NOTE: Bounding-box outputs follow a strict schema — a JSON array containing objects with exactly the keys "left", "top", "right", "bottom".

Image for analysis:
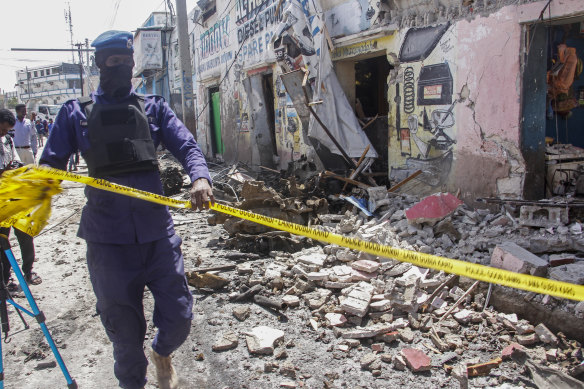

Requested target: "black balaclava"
[{"left": 96, "top": 48, "right": 133, "bottom": 99}]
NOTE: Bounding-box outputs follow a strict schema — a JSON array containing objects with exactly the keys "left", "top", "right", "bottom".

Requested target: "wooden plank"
[
  {"left": 323, "top": 170, "right": 371, "bottom": 189},
  {"left": 342, "top": 145, "right": 370, "bottom": 191},
  {"left": 387, "top": 170, "right": 422, "bottom": 192}
]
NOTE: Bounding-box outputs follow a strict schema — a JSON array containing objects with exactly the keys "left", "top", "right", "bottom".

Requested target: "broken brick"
[
  {"left": 405, "top": 193, "right": 463, "bottom": 225},
  {"left": 401, "top": 348, "right": 431, "bottom": 372},
  {"left": 490, "top": 242, "right": 548, "bottom": 277},
  {"left": 351, "top": 260, "right": 380, "bottom": 273},
  {"left": 501, "top": 343, "right": 525, "bottom": 360}
]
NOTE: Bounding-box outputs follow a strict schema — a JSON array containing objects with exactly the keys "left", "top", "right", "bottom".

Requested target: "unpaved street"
[{"left": 1, "top": 158, "right": 583, "bottom": 389}]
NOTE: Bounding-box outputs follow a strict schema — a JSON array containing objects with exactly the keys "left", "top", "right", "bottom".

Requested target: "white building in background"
[{"left": 15, "top": 62, "right": 99, "bottom": 107}]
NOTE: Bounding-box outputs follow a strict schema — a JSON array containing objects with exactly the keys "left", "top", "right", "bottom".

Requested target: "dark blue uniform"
[{"left": 40, "top": 87, "right": 211, "bottom": 389}]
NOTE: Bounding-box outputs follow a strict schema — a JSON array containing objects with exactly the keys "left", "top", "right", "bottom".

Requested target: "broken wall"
[{"left": 327, "top": 0, "right": 584, "bottom": 201}]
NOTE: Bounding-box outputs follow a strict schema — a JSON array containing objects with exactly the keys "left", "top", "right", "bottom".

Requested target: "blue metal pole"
[{"left": 4, "top": 248, "right": 77, "bottom": 388}]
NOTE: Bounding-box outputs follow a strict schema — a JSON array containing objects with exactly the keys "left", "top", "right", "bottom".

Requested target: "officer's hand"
[{"left": 190, "top": 178, "right": 214, "bottom": 211}]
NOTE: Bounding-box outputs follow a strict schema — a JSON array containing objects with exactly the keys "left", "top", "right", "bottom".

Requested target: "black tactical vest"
[{"left": 78, "top": 95, "right": 158, "bottom": 177}]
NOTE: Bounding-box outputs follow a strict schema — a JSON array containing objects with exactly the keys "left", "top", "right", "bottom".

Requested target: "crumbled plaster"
[
  {"left": 457, "top": 82, "right": 526, "bottom": 197},
  {"left": 383, "top": 0, "right": 538, "bottom": 29}
]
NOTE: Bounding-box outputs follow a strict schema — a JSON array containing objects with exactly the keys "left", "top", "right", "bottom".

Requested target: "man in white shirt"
[
  {"left": 12, "top": 104, "right": 37, "bottom": 165},
  {"left": 0, "top": 108, "right": 42, "bottom": 289}
]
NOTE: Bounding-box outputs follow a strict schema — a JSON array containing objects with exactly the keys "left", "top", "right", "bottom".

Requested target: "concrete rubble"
[{"left": 204, "top": 179, "right": 584, "bottom": 387}]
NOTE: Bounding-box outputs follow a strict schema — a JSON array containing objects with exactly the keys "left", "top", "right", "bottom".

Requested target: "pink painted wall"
[{"left": 455, "top": 6, "right": 522, "bottom": 153}]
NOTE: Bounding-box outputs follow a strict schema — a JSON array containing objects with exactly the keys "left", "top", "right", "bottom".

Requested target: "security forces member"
[{"left": 40, "top": 30, "right": 214, "bottom": 389}]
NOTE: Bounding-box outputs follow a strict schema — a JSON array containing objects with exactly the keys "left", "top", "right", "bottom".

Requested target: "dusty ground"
[{"left": 0, "top": 156, "right": 582, "bottom": 389}]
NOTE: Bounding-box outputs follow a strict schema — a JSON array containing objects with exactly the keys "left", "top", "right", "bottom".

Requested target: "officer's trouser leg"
[
  {"left": 86, "top": 242, "right": 148, "bottom": 389},
  {"left": 146, "top": 235, "right": 193, "bottom": 356}
]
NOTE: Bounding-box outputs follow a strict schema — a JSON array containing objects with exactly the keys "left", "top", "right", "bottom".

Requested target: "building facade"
[
  {"left": 15, "top": 62, "right": 98, "bottom": 107},
  {"left": 188, "top": 0, "right": 584, "bottom": 200}
]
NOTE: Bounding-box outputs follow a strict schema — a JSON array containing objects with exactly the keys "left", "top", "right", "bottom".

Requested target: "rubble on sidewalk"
[{"left": 195, "top": 167, "right": 584, "bottom": 386}]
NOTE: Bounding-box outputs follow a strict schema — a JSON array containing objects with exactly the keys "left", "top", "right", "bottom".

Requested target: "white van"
[{"left": 36, "top": 104, "right": 61, "bottom": 121}]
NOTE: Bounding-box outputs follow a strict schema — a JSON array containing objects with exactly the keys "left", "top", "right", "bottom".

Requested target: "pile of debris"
[{"left": 200, "top": 235, "right": 583, "bottom": 387}]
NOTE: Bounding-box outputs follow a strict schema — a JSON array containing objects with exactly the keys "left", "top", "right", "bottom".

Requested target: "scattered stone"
[
  {"left": 336, "top": 344, "right": 350, "bottom": 352},
  {"left": 244, "top": 326, "right": 285, "bottom": 355},
  {"left": 516, "top": 333, "right": 538, "bottom": 346},
  {"left": 304, "top": 289, "right": 332, "bottom": 310},
  {"left": 399, "top": 328, "right": 415, "bottom": 343},
  {"left": 325, "top": 313, "right": 347, "bottom": 327},
  {"left": 360, "top": 353, "right": 378, "bottom": 370},
  {"left": 342, "top": 324, "right": 393, "bottom": 339},
  {"left": 514, "top": 321, "right": 535, "bottom": 335},
  {"left": 340, "top": 283, "right": 373, "bottom": 317},
  {"left": 212, "top": 331, "right": 239, "bottom": 352},
  {"left": 393, "top": 354, "right": 407, "bottom": 371},
  {"left": 548, "top": 263, "right": 584, "bottom": 285},
  {"left": 236, "top": 263, "right": 254, "bottom": 275},
  {"left": 265, "top": 263, "right": 287, "bottom": 279},
  {"left": 307, "top": 272, "right": 328, "bottom": 281},
  {"left": 371, "top": 343, "right": 384, "bottom": 352},
  {"left": 279, "top": 362, "right": 296, "bottom": 378},
  {"left": 264, "top": 361, "right": 279, "bottom": 372},
  {"left": 401, "top": 348, "right": 431, "bottom": 372},
  {"left": 534, "top": 323, "right": 558, "bottom": 345},
  {"left": 545, "top": 348, "right": 558, "bottom": 362},
  {"left": 233, "top": 306, "right": 251, "bottom": 321},
  {"left": 282, "top": 295, "right": 300, "bottom": 308},
  {"left": 351, "top": 260, "right": 380, "bottom": 273},
  {"left": 369, "top": 299, "right": 392, "bottom": 311},
  {"left": 501, "top": 343, "right": 525, "bottom": 360},
  {"left": 490, "top": 242, "right": 548, "bottom": 277},
  {"left": 453, "top": 309, "right": 474, "bottom": 325},
  {"left": 279, "top": 380, "right": 296, "bottom": 388}
]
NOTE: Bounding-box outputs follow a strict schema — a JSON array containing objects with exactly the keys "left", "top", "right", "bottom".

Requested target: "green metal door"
[{"left": 211, "top": 92, "right": 224, "bottom": 154}]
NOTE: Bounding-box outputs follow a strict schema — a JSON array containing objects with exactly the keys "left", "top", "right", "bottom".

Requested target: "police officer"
[{"left": 40, "top": 31, "right": 214, "bottom": 389}]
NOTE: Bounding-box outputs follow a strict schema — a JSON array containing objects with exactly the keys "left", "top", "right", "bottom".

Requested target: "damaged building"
[{"left": 187, "top": 0, "right": 584, "bottom": 202}]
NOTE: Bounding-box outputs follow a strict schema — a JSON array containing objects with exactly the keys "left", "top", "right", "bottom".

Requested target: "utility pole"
[
  {"left": 175, "top": 0, "right": 197, "bottom": 139},
  {"left": 75, "top": 43, "right": 85, "bottom": 96},
  {"left": 85, "top": 38, "right": 90, "bottom": 68},
  {"left": 64, "top": 3, "right": 75, "bottom": 64}
]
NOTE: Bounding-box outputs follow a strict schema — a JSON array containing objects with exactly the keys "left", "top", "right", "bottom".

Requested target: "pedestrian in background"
[
  {"left": 40, "top": 30, "right": 214, "bottom": 389},
  {"left": 0, "top": 108, "right": 42, "bottom": 290},
  {"left": 35, "top": 118, "right": 45, "bottom": 147},
  {"left": 12, "top": 104, "right": 37, "bottom": 164}
]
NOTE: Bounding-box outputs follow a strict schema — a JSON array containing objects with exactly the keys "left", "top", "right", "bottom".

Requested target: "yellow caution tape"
[{"left": 2, "top": 165, "right": 584, "bottom": 301}]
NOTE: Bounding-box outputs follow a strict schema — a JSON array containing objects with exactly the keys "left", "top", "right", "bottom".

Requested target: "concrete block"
[
  {"left": 296, "top": 252, "right": 326, "bottom": 267},
  {"left": 351, "top": 269, "right": 377, "bottom": 282},
  {"left": 371, "top": 343, "right": 384, "bottom": 352},
  {"left": 212, "top": 331, "right": 239, "bottom": 352},
  {"left": 307, "top": 272, "right": 328, "bottom": 282},
  {"left": 370, "top": 299, "right": 392, "bottom": 311},
  {"left": 351, "top": 260, "right": 380, "bottom": 273},
  {"left": 244, "top": 326, "right": 285, "bottom": 355},
  {"left": 548, "top": 263, "right": 584, "bottom": 285},
  {"left": 401, "top": 348, "right": 431, "bottom": 372},
  {"left": 535, "top": 323, "right": 558, "bottom": 345},
  {"left": 491, "top": 242, "right": 548, "bottom": 277},
  {"left": 282, "top": 295, "right": 300, "bottom": 308},
  {"left": 377, "top": 331, "right": 399, "bottom": 343},
  {"left": 501, "top": 343, "right": 525, "bottom": 360},
  {"left": 519, "top": 205, "right": 568, "bottom": 228},
  {"left": 516, "top": 333, "right": 538, "bottom": 346},
  {"left": 236, "top": 263, "right": 254, "bottom": 274},
  {"left": 340, "top": 296, "right": 370, "bottom": 317},
  {"left": 264, "top": 263, "right": 287, "bottom": 279},
  {"left": 325, "top": 313, "right": 347, "bottom": 327},
  {"left": 342, "top": 324, "right": 393, "bottom": 339}
]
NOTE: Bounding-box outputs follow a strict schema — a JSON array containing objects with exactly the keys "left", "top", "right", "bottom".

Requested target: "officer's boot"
[{"left": 150, "top": 349, "right": 179, "bottom": 389}]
